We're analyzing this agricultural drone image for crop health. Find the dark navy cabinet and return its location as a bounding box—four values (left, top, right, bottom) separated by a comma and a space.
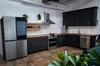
72, 35, 80, 48
57, 34, 73, 47
63, 7, 98, 26
27, 36, 48, 54
57, 34, 67, 47
64, 35, 73, 46
57, 34, 80, 48
64, 35, 80, 48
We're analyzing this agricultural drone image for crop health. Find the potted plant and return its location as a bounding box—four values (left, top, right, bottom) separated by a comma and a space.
85, 50, 100, 66
48, 51, 90, 66
37, 14, 41, 23
48, 50, 100, 66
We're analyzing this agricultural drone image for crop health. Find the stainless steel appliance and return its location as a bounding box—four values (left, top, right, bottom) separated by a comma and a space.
80, 36, 90, 49
48, 33, 57, 50
0, 16, 27, 60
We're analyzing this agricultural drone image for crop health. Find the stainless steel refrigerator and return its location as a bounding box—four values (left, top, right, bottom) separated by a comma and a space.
0, 16, 27, 60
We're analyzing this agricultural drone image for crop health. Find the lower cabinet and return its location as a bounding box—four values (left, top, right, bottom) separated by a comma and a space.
64, 35, 80, 48
72, 35, 80, 48
57, 35, 66, 47
57, 34, 80, 48
64, 35, 74, 46
90, 36, 96, 48
27, 34, 96, 54
57, 34, 96, 48
27, 36, 48, 54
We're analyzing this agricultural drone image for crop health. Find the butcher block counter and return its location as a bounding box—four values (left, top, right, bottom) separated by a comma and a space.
57, 33, 97, 36
27, 33, 98, 54
27, 32, 97, 38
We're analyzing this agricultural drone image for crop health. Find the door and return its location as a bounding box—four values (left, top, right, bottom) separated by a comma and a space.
27, 38, 33, 54
16, 17, 27, 40
40, 36, 48, 50
73, 35, 80, 48
27, 38, 39, 54
17, 40, 27, 58
5, 41, 17, 60
57, 35, 65, 47
27, 37, 48, 54
64, 35, 73, 46
3, 16, 16, 41
63, 13, 69, 25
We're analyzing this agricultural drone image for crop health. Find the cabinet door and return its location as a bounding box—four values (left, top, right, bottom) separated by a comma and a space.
27, 37, 48, 54
36, 36, 48, 51
5, 41, 17, 60
90, 36, 96, 48
63, 14, 68, 25
57, 35, 74, 46
27, 39, 32, 54
41, 36, 48, 50
63, 11, 80, 26
65, 35, 73, 46
27, 38, 39, 54
57, 35, 65, 47
73, 35, 80, 48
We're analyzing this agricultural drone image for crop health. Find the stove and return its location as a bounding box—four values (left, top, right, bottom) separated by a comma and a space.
48, 33, 57, 50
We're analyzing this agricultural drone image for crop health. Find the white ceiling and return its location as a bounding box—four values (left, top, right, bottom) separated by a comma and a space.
9, 0, 97, 11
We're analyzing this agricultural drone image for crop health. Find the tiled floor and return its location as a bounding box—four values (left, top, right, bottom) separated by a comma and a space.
0, 46, 83, 66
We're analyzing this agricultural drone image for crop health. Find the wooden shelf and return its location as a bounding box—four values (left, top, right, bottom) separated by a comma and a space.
27, 22, 48, 25
27, 23, 41, 25
27, 28, 40, 30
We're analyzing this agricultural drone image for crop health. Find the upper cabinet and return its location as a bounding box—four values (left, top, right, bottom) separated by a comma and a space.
63, 7, 98, 26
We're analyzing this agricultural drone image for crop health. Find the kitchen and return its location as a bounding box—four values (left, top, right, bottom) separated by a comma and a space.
0, 0, 100, 66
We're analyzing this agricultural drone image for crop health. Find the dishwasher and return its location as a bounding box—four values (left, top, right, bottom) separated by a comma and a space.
80, 36, 90, 49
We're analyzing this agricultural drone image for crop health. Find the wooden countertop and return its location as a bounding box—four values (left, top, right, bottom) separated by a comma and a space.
27, 34, 49, 38
57, 33, 97, 36
27, 32, 98, 38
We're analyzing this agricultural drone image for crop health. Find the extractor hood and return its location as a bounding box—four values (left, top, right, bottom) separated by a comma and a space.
42, 12, 55, 24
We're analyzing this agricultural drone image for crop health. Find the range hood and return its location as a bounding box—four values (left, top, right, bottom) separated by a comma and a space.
42, 12, 55, 24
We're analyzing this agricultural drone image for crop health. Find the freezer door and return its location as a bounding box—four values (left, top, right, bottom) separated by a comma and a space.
3, 16, 16, 41
5, 41, 17, 60
17, 40, 27, 58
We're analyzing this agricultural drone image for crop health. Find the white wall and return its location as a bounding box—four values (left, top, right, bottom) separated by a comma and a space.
65, 0, 100, 34
0, 0, 64, 35
0, 0, 99, 35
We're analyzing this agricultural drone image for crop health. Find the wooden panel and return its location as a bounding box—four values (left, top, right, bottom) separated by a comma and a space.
27, 32, 97, 39
27, 28, 40, 30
